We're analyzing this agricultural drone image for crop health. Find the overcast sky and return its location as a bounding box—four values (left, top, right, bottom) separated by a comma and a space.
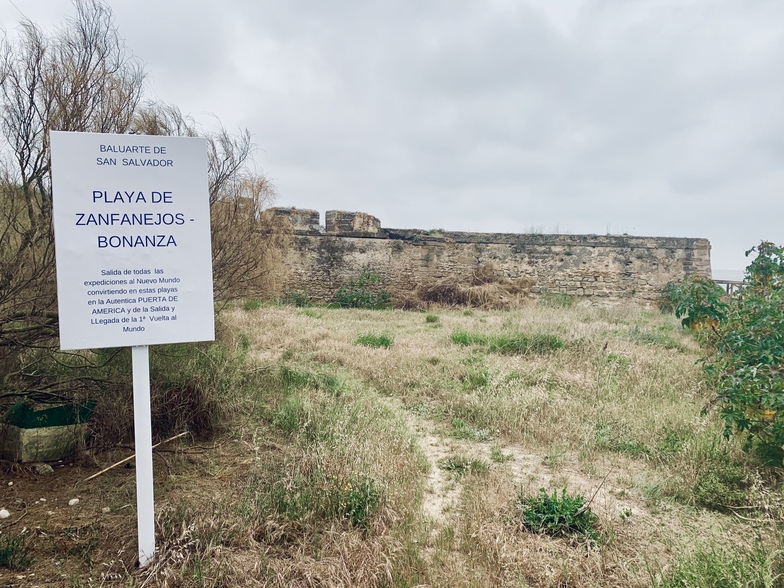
3, 0, 783, 273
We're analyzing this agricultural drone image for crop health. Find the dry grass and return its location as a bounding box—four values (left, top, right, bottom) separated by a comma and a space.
4, 302, 782, 587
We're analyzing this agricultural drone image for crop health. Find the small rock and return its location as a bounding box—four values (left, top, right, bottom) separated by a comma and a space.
0, 509, 10, 519
31, 463, 54, 475
39, 498, 46, 502
7, 481, 12, 486
101, 507, 111, 514
68, 498, 80, 506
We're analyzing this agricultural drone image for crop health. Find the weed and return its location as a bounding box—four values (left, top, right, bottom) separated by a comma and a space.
490, 446, 513, 463
539, 291, 575, 308
300, 308, 322, 318
243, 298, 263, 311
283, 291, 310, 307
280, 366, 345, 396
451, 418, 493, 442
654, 423, 686, 460
451, 331, 564, 354
459, 365, 490, 390
516, 487, 600, 541
342, 477, 383, 529
257, 471, 382, 530
438, 456, 489, 478
0, 530, 34, 570
542, 447, 567, 469
693, 461, 749, 511
355, 332, 394, 348
628, 325, 686, 351
594, 419, 650, 458
425, 314, 440, 324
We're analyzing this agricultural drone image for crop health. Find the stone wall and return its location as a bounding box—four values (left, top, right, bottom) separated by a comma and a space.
264, 208, 712, 305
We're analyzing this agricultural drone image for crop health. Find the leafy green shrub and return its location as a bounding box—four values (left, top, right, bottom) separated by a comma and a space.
661, 274, 728, 330
516, 488, 599, 541
704, 242, 784, 464
332, 270, 391, 309
355, 333, 393, 348
653, 544, 781, 588
0, 531, 34, 571
450, 331, 563, 354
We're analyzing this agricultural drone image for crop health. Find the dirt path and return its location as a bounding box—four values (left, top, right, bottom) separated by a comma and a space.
388, 397, 650, 543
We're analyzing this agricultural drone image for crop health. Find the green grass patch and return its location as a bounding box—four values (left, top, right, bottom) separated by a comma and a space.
490, 446, 513, 463
594, 419, 650, 458
425, 313, 440, 324
653, 544, 782, 588
438, 456, 489, 478
256, 471, 382, 529
451, 331, 564, 354
627, 325, 687, 351
283, 291, 310, 307
451, 417, 493, 442
242, 298, 263, 311
355, 332, 394, 348
280, 366, 345, 396
693, 460, 750, 511
538, 291, 575, 308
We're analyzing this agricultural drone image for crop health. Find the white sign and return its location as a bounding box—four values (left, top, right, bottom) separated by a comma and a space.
51, 131, 215, 350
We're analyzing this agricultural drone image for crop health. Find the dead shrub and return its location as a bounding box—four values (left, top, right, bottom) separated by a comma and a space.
413, 263, 535, 310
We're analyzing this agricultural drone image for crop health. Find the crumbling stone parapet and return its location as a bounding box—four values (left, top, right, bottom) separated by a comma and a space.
262, 207, 321, 233
325, 210, 381, 235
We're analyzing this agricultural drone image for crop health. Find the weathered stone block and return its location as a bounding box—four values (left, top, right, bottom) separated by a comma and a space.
263, 207, 320, 232
325, 210, 381, 235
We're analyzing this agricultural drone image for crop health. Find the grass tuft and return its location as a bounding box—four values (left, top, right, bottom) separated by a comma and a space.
653, 544, 782, 588
451, 417, 493, 441
516, 488, 600, 541
355, 332, 394, 348
0, 531, 34, 571
451, 331, 564, 354
438, 456, 489, 478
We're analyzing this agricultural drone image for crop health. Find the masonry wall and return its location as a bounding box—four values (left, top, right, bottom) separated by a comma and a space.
266, 209, 712, 305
